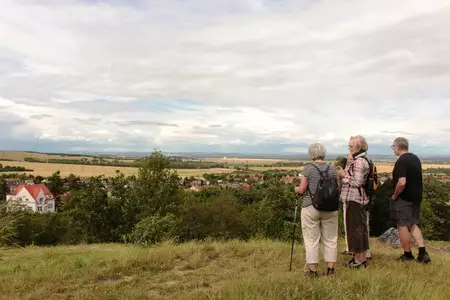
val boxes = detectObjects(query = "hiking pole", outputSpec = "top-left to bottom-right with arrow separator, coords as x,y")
289,195 -> 300,271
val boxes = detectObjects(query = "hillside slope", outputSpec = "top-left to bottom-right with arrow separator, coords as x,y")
0,240 -> 449,300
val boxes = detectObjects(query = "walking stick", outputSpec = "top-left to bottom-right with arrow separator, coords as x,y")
289,196 -> 300,271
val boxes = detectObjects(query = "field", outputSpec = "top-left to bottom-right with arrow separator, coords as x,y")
3,159 -> 450,178
0,240 -> 449,300
0,160 -> 234,178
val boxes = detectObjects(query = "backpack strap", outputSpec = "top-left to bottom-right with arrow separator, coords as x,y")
356,156 -> 372,198
306,163 -> 329,199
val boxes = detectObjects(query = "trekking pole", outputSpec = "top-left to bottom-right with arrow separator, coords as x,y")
289,195 -> 300,271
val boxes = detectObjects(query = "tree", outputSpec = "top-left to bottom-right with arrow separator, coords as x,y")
0,177 -> 9,203
46,171 -> 65,211
134,150 -> 181,218
63,177 -> 116,243
33,176 -> 44,184
421,177 -> 450,240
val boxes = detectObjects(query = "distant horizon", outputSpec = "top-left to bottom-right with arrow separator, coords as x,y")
1,149 -> 450,161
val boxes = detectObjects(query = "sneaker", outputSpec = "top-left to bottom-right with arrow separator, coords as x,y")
396,254 -> 415,262
346,260 -> 367,269
327,268 -> 336,276
417,252 -> 431,264
345,260 -> 367,269
343,257 -> 355,267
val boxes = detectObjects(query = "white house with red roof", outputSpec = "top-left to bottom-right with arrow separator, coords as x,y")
6,184 -> 56,213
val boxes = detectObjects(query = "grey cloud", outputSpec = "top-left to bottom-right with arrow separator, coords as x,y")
217,109 -> 243,113
115,120 -> 178,127
381,131 -> 418,135
0,0 -> 449,154
209,124 -> 222,128
72,117 -> 102,125
31,114 -> 52,119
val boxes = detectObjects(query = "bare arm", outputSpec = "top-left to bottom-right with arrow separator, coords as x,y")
295,176 -> 308,194
392,177 -> 406,200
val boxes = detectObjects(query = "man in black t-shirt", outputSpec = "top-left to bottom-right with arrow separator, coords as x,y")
391,137 -> 430,263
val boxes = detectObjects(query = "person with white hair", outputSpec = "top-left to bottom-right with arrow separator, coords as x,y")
341,136 -> 372,261
295,143 -> 339,277
338,135 -> 371,269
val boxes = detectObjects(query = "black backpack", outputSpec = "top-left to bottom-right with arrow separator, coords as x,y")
307,164 -> 340,211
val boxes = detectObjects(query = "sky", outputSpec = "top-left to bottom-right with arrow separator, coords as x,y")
0,0 -> 449,156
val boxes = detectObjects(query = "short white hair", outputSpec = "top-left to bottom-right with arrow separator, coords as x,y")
308,143 -> 326,161
394,137 -> 409,150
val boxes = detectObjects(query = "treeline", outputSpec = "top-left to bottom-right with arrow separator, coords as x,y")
424,168 -> 450,175
1,151 -> 449,247
23,157 -> 230,169
0,164 -> 33,172
24,157 -> 134,167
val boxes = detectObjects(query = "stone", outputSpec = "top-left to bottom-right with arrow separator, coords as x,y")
377,227 -> 402,248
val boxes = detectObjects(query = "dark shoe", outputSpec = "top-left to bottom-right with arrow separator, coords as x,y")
417,252 -> 431,264
396,254 -> 415,262
341,250 -> 352,255
327,268 -> 336,276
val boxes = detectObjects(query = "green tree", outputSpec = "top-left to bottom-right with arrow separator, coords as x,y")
64,177 -> 116,243
0,176 -> 9,202
47,171 -> 65,211
134,150 -> 181,218
421,177 -> 450,240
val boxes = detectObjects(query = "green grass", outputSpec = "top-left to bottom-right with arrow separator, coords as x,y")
0,239 -> 449,300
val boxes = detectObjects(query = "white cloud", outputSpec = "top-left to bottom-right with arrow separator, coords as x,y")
0,0 -> 449,154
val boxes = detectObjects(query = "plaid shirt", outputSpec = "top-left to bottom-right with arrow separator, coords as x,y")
340,152 -> 370,205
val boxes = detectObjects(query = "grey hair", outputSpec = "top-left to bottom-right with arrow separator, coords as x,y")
308,143 -> 326,161
394,137 -> 409,150
351,135 -> 369,152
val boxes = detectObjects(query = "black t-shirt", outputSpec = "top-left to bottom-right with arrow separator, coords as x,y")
392,153 -> 422,203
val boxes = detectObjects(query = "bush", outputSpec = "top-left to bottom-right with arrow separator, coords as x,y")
178,192 -> 248,241
125,213 -> 178,245
14,212 -> 70,245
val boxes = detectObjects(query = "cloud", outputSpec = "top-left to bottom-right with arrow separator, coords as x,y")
0,0 -> 449,154
30,114 -> 53,120
114,121 -> 179,127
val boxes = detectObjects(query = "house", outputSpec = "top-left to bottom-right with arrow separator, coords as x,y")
6,184 -> 56,213
240,183 -> 252,191
188,186 -> 206,192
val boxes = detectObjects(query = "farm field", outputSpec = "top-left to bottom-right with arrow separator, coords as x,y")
0,151 -> 134,164
2,160 -> 450,178
0,160 -> 233,178
0,239 -> 449,300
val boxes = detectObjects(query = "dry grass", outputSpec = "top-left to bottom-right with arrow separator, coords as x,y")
0,160 -> 232,178
1,159 -> 447,178
0,151 -> 94,162
0,151 -> 134,164
0,239 -> 449,300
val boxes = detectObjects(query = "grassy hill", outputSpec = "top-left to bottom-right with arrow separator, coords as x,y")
0,240 -> 449,300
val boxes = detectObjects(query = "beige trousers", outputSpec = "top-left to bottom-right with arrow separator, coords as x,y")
301,205 -> 338,264
343,201 -> 371,257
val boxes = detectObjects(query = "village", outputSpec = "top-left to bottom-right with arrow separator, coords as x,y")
0,164 -> 411,214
